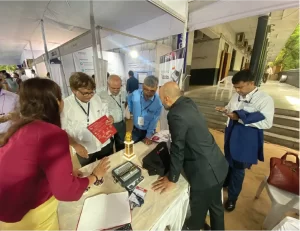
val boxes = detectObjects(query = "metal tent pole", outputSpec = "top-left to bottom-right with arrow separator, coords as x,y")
40,19 -> 52,79
96,26 -> 106,89
90,0 -> 101,90
178,0 -> 189,91
29,40 -> 39,77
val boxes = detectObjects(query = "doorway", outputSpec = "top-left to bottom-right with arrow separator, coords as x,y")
218,50 -> 231,81
240,57 -> 245,70
230,49 -> 236,71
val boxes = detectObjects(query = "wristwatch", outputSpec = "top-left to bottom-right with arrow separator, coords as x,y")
91,172 -> 99,183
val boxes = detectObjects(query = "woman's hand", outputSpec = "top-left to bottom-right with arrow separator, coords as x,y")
72,169 -> 83,177
93,157 -> 110,179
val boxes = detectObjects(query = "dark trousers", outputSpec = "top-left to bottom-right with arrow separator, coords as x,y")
76,143 -> 113,167
224,166 -> 245,201
132,126 -> 147,143
187,182 -> 225,230
112,121 -> 126,152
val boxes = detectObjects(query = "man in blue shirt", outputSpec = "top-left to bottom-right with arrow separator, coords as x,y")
127,75 -> 162,145
126,70 -> 139,94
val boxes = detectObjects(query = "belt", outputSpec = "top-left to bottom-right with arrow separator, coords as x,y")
114,120 -> 125,124
133,126 -> 146,132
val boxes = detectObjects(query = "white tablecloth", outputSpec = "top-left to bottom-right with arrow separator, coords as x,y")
58,142 -> 189,230
272,216 -> 300,231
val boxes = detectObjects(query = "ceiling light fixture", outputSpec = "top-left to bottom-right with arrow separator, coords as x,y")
130,50 -> 138,59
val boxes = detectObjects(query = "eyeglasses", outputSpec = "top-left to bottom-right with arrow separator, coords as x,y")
77,89 -> 95,96
143,86 -> 156,94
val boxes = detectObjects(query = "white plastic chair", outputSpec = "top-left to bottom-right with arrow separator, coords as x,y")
255,176 -> 300,230
215,76 -> 233,100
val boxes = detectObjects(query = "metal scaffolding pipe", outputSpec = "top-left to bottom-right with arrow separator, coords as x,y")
90,0 -> 101,90
40,19 -> 52,79
29,40 -> 38,77
100,26 -> 155,43
96,26 -> 107,88
178,0 -> 189,90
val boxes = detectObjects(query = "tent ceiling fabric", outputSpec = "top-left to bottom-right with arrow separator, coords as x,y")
188,0 -> 299,31
0,0 -> 174,64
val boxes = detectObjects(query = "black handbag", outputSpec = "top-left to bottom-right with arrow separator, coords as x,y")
142,142 -> 170,176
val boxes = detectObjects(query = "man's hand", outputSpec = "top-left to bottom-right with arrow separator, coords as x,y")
106,115 -> 114,125
226,112 -> 239,121
143,137 -> 152,145
215,107 -> 227,113
152,176 -> 175,194
73,143 -> 89,159
72,169 -> 83,177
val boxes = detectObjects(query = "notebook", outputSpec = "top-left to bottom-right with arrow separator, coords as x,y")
77,192 -> 131,231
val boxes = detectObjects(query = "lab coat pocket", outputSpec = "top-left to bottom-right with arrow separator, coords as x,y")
79,127 -> 92,142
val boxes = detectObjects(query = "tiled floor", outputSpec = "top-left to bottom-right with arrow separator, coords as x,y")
185,81 -> 300,111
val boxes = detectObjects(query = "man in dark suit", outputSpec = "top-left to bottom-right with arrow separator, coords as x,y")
152,82 -> 228,230
126,70 -> 139,94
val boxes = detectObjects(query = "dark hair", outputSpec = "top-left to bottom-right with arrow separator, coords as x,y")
92,75 -> 95,79
0,78 -> 62,146
69,72 -> 95,90
107,72 -> 110,78
128,71 -> 134,77
47,72 -> 50,77
21,70 -> 25,75
144,75 -> 158,88
0,70 -> 6,74
31,69 -> 35,74
5,73 -> 12,79
232,70 -> 255,84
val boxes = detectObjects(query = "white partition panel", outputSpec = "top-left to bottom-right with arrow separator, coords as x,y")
36,62 -> 47,77
61,53 -> 76,95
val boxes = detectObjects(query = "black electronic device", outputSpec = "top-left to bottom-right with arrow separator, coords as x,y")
112,161 -> 141,188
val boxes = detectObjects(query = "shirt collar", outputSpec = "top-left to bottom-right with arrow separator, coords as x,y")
171,96 -> 184,109
242,87 -> 258,100
108,89 -> 121,97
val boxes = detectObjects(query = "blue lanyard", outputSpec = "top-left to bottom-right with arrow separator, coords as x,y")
140,91 -> 155,115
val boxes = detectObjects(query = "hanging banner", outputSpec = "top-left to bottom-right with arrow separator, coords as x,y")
73,50 -> 94,76
177,32 -> 188,73
159,48 -> 185,86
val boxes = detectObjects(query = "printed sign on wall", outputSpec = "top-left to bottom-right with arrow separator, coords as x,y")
158,48 -> 185,86
73,50 -> 94,76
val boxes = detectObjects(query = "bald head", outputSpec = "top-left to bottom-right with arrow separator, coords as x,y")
108,74 -> 121,84
161,82 -> 181,99
107,74 -> 122,96
159,82 -> 182,110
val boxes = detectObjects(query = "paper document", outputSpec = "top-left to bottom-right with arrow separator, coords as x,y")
77,192 -> 131,230
151,130 -> 171,143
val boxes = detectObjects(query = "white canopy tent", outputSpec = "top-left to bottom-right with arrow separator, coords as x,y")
0,0 -> 184,65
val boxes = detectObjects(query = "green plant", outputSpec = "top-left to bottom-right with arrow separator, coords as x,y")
274,25 -> 299,70
0,65 -> 18,72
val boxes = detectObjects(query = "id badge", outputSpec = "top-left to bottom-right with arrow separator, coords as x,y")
138,116 -> 144,126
